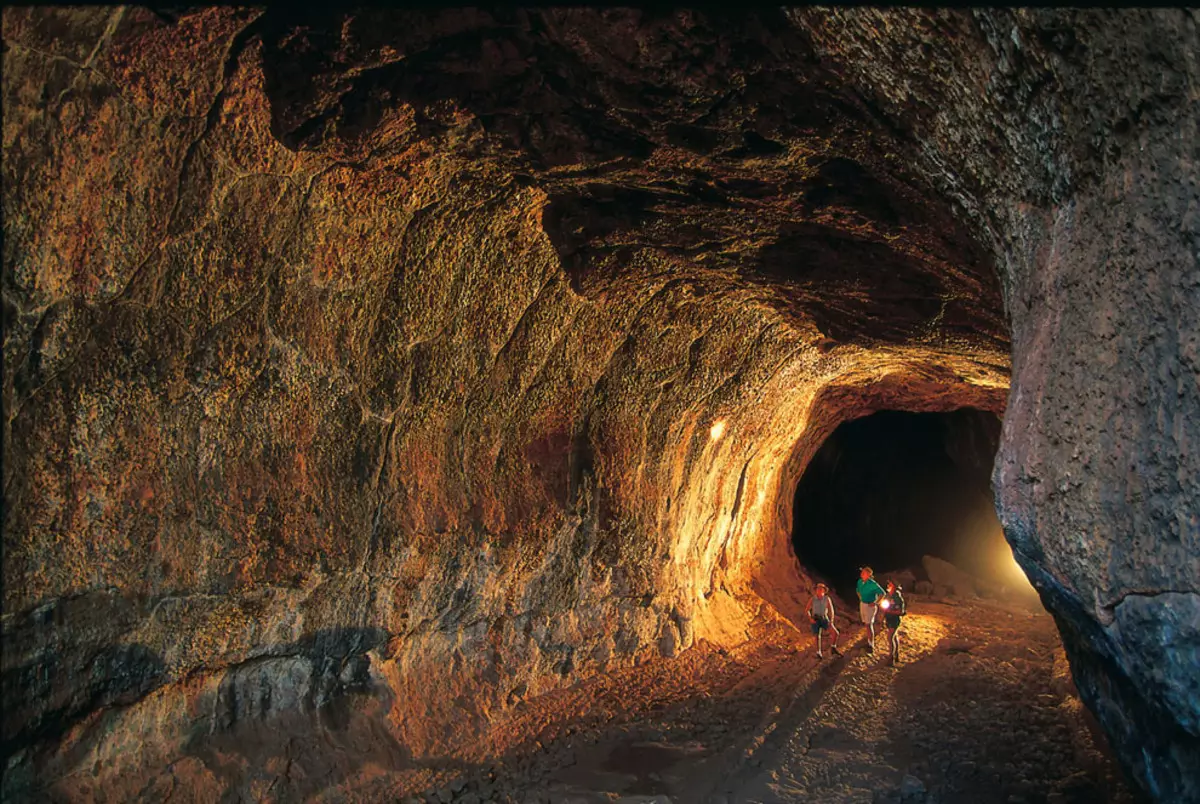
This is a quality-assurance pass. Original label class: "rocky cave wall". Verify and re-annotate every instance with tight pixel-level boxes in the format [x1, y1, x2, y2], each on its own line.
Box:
[1, 7, 1195, 802]
[789, 10, 1199, 800]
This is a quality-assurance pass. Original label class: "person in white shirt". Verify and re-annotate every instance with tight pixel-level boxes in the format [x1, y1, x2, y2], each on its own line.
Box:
[805, 583, 842, 659]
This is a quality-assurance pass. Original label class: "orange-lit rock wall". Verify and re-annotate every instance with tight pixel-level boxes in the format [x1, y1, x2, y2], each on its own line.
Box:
[3, 7, 1195, 802]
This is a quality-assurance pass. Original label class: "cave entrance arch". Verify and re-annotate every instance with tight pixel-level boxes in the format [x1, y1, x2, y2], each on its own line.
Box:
[790, 407, 1025, 601]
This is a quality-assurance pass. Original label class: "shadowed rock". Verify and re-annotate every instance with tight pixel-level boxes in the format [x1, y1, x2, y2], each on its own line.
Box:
[1, 6, 1196, 802]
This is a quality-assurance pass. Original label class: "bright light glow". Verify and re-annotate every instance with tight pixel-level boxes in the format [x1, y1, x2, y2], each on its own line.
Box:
[709, 419, 726, 442]
[879, 599, 891, 610]
[949, 498, 1039, 599]
[994, 543, 1038, 596]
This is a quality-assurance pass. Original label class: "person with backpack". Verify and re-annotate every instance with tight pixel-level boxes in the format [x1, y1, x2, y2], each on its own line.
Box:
[880, 579, 907, 665]
[856, 566, 886, 654]
[805, 583, 842, 659]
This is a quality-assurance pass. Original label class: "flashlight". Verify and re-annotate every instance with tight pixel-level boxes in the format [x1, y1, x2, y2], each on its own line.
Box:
[880, 599, 891, 610]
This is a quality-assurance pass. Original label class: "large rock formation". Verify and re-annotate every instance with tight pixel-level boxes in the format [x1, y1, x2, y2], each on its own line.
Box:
[2, 7, 1195, 802]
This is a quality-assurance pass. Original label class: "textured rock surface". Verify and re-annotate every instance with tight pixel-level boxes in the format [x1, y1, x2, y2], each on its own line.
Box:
[921, 556, 980, 599]
[2, 7, 1196, 802]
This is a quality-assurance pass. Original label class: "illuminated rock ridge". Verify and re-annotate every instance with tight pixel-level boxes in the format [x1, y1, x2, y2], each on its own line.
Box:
[2, 8, 1196, 801]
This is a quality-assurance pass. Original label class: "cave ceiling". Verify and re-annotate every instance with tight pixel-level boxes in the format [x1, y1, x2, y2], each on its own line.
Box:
[6, 6, 1196, 802]
[255, 7, 1008, 352]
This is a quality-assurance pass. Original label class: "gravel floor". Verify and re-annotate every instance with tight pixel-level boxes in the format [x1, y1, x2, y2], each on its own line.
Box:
[397, 595, 1139, 804]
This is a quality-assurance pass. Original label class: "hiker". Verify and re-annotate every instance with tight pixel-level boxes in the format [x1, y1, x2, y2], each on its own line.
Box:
[880, 579, 907, 665]
[805, 582, 842, 659]
[856, 566, 886, 653]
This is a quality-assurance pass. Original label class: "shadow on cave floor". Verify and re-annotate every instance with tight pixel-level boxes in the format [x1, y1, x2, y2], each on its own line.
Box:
[404, 595, 1140, 804]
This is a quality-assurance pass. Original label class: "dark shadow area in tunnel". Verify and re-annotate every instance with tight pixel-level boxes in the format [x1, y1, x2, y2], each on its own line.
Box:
[791, 407, 1020, 600]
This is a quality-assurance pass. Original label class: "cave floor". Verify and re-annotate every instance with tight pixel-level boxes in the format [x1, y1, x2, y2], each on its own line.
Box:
[400, 596, 1136, 804]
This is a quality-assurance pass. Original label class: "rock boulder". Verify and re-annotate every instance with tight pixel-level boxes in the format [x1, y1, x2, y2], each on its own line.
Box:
[922, 556, 980, 598]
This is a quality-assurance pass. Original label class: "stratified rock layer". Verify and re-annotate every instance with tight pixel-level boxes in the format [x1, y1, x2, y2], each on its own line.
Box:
[2, 8, 1196, 802]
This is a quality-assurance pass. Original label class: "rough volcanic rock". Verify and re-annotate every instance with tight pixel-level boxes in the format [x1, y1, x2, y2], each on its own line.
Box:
[922, 556, 980, 598]
[1, 7, 1196, 803]
[785, 9, 1200, 800]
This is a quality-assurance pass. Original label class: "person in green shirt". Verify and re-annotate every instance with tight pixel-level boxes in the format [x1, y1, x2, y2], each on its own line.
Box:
[856, 566, 886, 654]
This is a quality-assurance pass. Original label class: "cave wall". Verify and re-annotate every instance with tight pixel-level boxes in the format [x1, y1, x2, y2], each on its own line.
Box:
[792, 9, 1200, 799]
[2, 7, 1195, 802]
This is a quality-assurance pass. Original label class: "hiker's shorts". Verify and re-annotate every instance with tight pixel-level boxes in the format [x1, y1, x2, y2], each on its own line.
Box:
[811, 616, 831, 634]
[859, 602, 877, 626]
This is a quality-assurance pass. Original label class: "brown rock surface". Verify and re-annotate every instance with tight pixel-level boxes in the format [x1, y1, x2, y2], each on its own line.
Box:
[922, 556, 979, 598]
[2, 7, 1196, 802]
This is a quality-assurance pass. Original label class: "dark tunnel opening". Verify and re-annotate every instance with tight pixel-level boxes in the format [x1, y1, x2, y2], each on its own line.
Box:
[790, 408, 1029, 601]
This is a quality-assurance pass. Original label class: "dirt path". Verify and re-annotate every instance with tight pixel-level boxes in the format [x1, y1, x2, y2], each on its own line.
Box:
[396, 595, 1137, 804]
